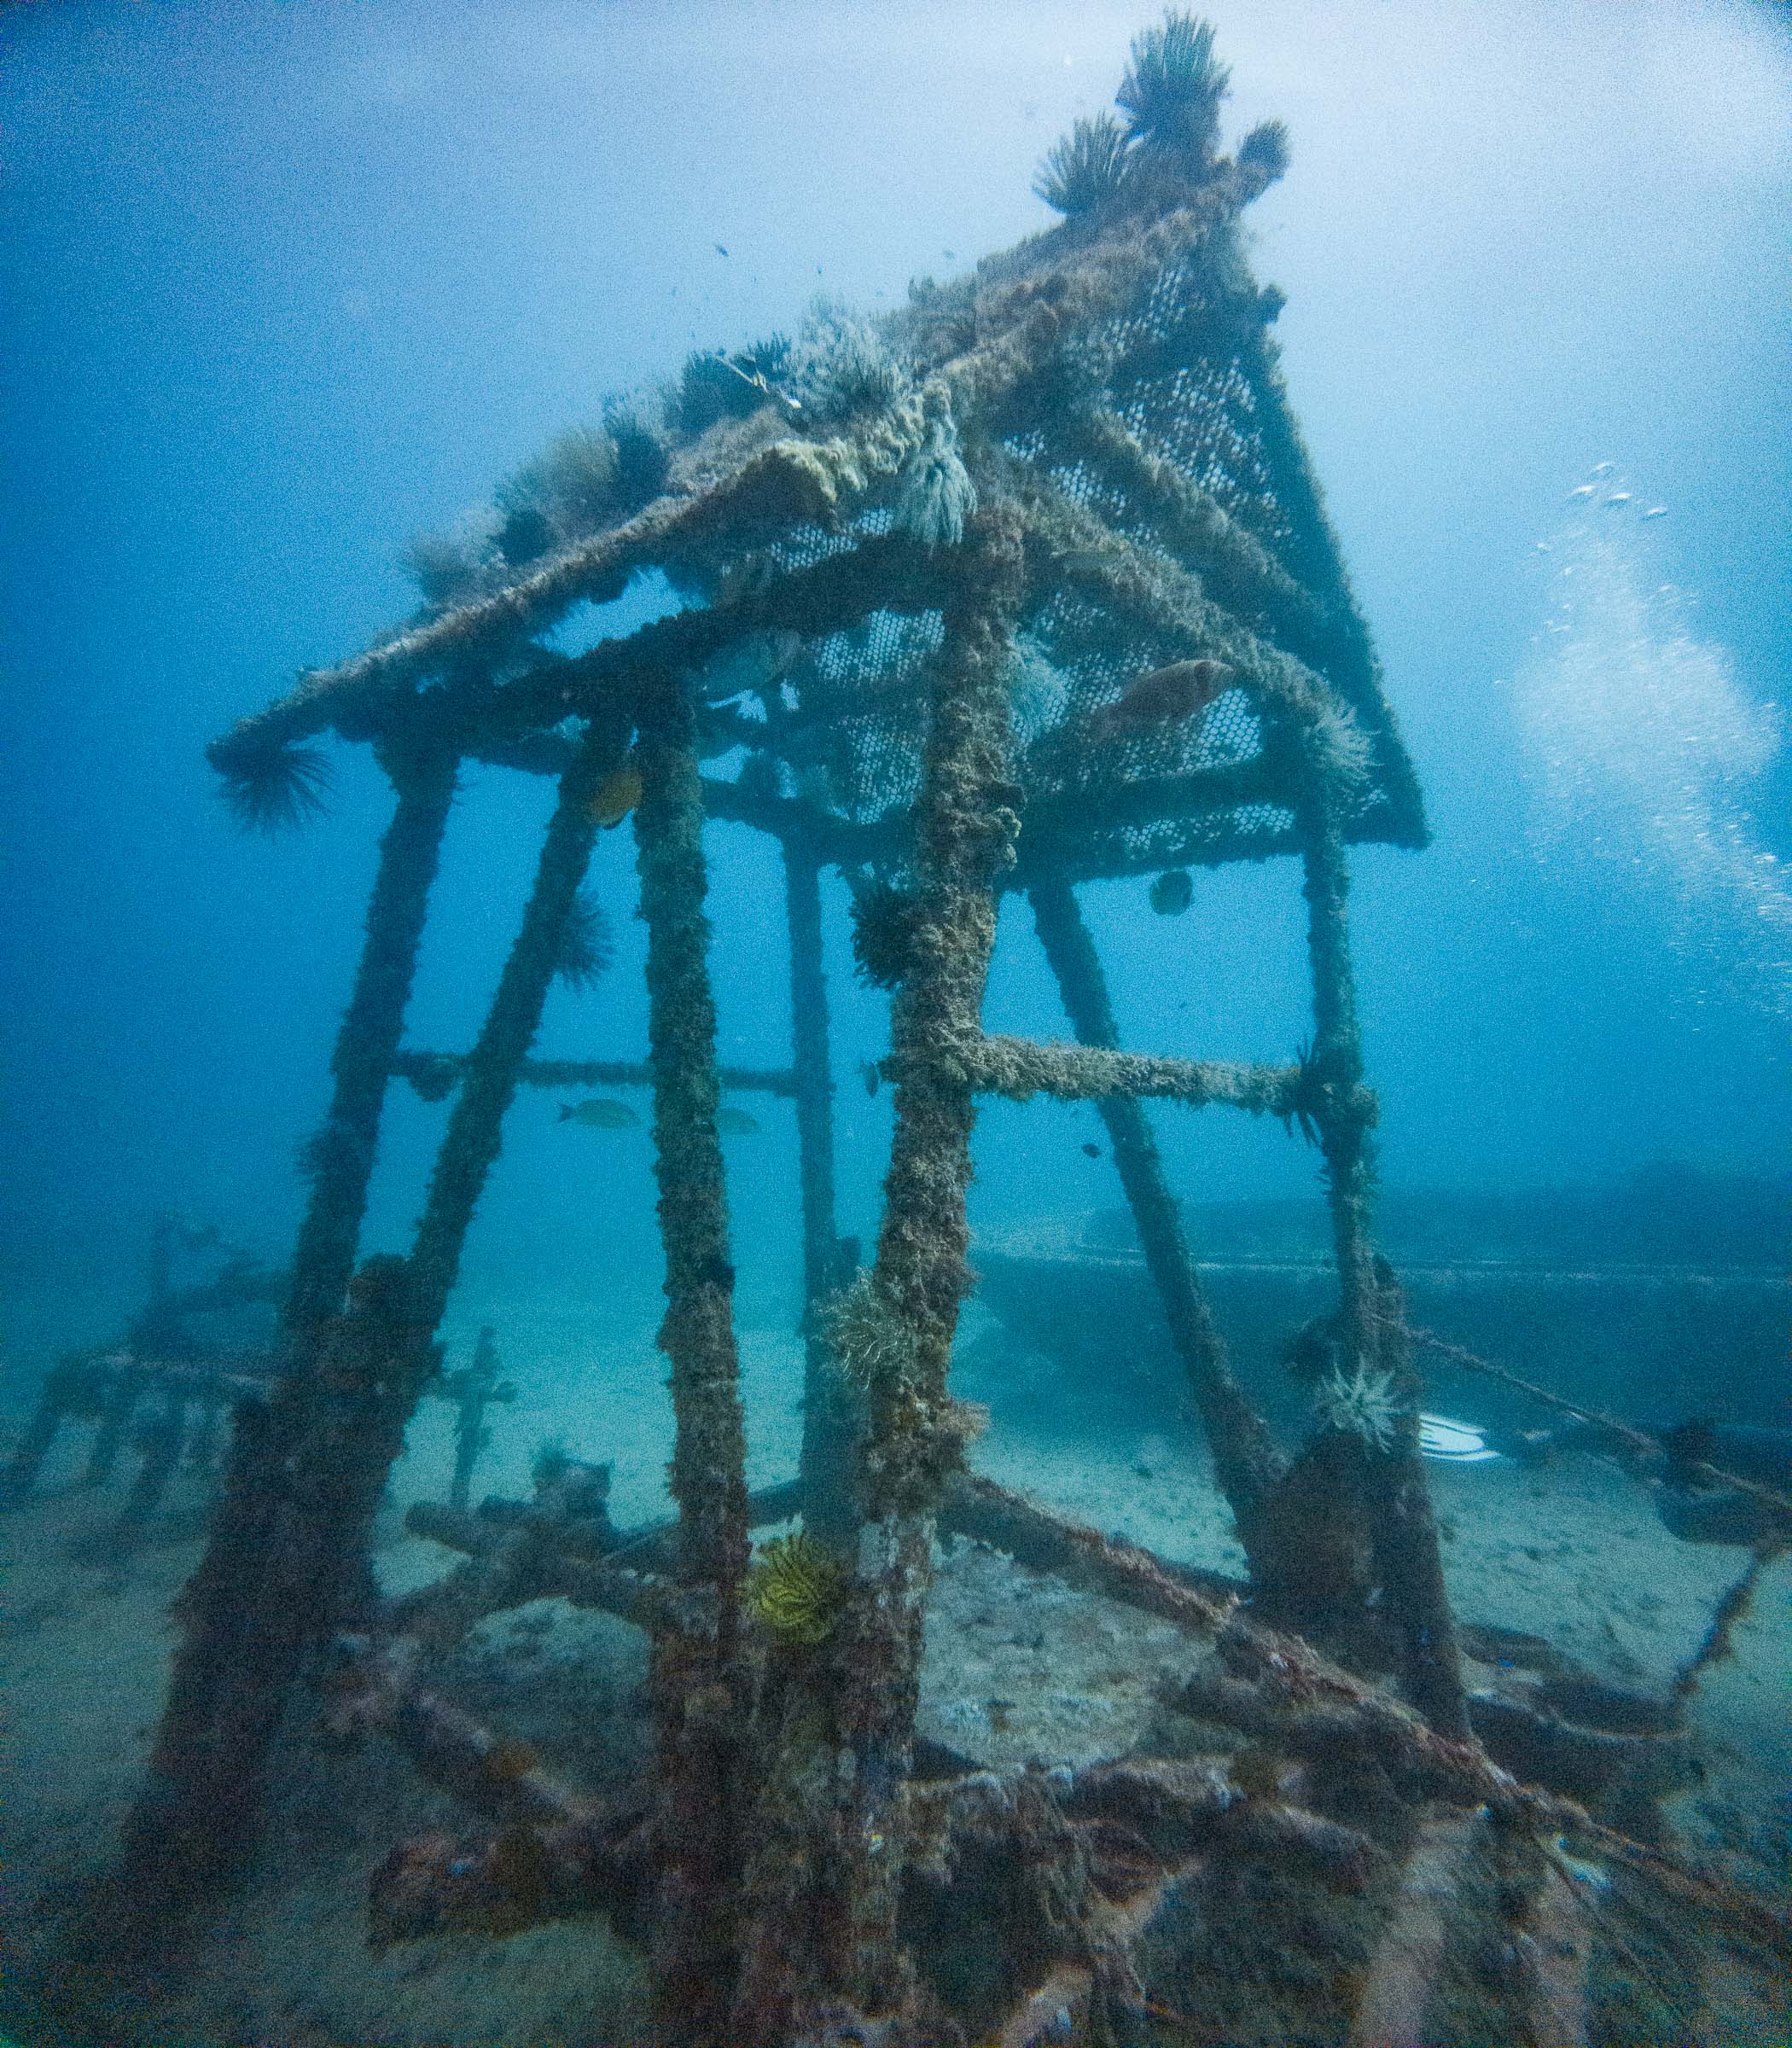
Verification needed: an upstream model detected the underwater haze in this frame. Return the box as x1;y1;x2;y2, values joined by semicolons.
4;5;1792;2045
3;0;1789;1349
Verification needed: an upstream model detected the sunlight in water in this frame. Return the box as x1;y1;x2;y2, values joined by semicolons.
1515;492;1791;1021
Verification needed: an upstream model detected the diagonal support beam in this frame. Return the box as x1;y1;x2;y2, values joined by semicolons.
119;743;459;1911
1027;875;1287;1570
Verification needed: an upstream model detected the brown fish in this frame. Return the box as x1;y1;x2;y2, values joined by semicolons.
588;761;643;829
558;1097;641;1128
1085;658;1231;744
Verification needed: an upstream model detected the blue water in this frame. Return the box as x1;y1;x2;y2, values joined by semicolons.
1;5;1789;2040
3;0;1788;1351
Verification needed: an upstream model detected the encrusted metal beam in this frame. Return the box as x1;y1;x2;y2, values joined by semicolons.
783;837;858;1545
1294;771;1469;1739
629;660;753;2040
389;1049;798;1102
964;1032;1300;1116
119;743;459;1908
1027;875;1287;1572
835;514;1027;2015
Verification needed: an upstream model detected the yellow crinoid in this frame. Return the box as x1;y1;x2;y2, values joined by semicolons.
745;1530;847;1647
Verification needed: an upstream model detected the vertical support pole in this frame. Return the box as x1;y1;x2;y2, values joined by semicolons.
285;744;462;1338
0;1353;101;1510
783;834;855;1544
841;516;1025;2016
445;1325;509;1513
1364;1262;1470;1736
143;1213;177;1341
119;1382;188;1543
0;1387;61;1509
119;742;457;1907
82;1358;145;1488
631;663;752;2044
1298;798;1376;1370
122;723;631;1909
1028;874;1284;1568
1298;786;1469;1738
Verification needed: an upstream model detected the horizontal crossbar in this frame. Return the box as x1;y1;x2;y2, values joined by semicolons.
961;1034;1302;1116
390;1050;798;1102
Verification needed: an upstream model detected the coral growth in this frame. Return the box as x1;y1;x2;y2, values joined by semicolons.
1009;638;1073;745
497;427;625;552
1117;12;1231;163
601;398;672;511
848;879;922;991
1236;118;1291;183
893;399;977;548
819;1269;918;1394
787;304;907;422
1314;1361;1405;1453
402;508;506;611
410;410;674;608
554;887;614;992
218;738;335;834
675;338;790;435
1033;113;1132;217
745;1530;847;1646
1036;11;1242;218
1303;701;1376;804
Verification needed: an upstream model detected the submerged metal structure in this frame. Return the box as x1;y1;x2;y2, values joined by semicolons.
117;22;1780;2045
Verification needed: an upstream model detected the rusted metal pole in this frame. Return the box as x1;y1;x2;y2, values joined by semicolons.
631;663;753;2043
285;744;462;1337
122;726;618;1908
1297;784;1469;1739
725;525;1028;2041
443;1325;513;1514
783;835;856;1544
1027;873;1285;1569
119;747;457;1905
837;515;1026;2015
406;724;621;1331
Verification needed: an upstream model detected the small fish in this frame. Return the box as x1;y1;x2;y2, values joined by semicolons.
1568;484;1597;500
1081;1141;1102;1160
1591;461;1615;476
714;241;730;257
859;1059;881;1098
558;1098;641;1128
1603;491;1632;507
588;762;643;829
716;1106;761;1136
1086;658;1231;744
1149;868;1194;916
1641;504;1667;520
483;1737;541;1780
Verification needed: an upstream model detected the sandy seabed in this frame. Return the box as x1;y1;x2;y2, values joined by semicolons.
2;1298;1787;2046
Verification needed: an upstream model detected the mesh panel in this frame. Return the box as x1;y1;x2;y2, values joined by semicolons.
686;225;1403;881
